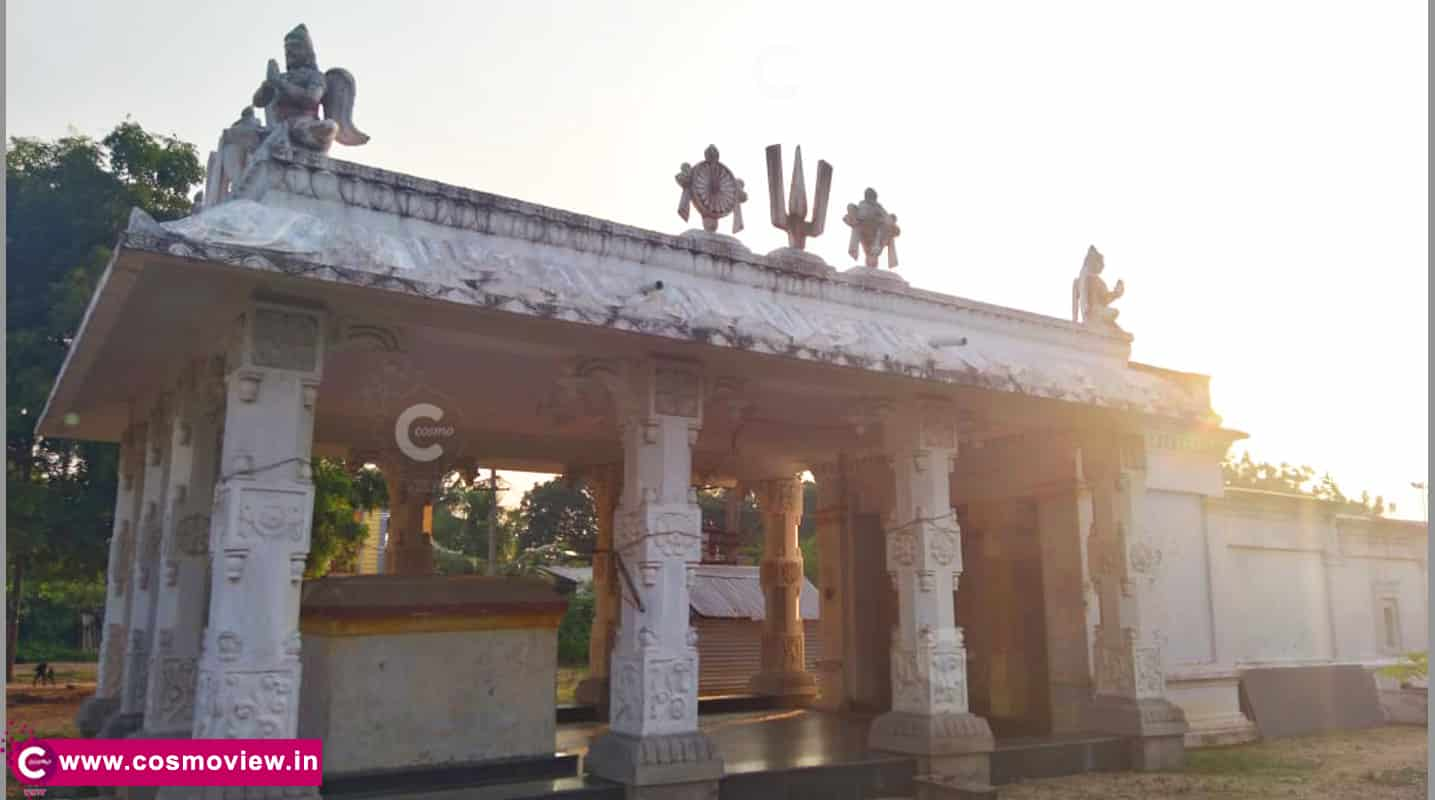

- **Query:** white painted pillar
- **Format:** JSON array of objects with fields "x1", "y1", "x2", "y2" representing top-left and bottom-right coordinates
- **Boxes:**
[
  {"x1": 75, "y1": 426, "x2": 146, "y2": 737},
  {"x1": 585, "y1": 358, "x2": 722, "y2": 791},
  {"x1": 869, "y1": 397, "x2": 994, "y2": 783},
  {"x1": 140, "y1": 358, "x2": 225, "y2": 737},
  {"x1": 751, "y1": 475, "x2": 817, "y2": 701},
  {"x1": 106, "y1": 400, "x2": 175, "y2": 738},
  {"x1": 576, "y1": 464, "x2": 622, "y2": 708},
  {"x1": 1082, "y1": 432, "x2": 1188, "y2": 769},
  {"x1": 163, "y1": 301, "x2": 324, "y2": 800}
]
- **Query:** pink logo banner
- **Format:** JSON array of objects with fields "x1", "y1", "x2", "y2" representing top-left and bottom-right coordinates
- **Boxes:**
[{"x1": 8, "y1": 739, "x2": 323, "y2": 787}]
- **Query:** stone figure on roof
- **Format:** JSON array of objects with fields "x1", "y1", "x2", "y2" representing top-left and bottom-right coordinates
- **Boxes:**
[
  {"x1": 202, "y1": 107, "x2": 267, "y2": 207},
  {"x1": 843, "y1": 188, "x2": 901, "y2": 269},
  {"x1": 251, "y1": 24, "x2": 369, "y2": 154},
  {"x1": 1072, "y1": 245, "x2": 1125, "y2": 330},
  {"x1": 675, "y1": 145, "x2": 746, "y2": 234}
]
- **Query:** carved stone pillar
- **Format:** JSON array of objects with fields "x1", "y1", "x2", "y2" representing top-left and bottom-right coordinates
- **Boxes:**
[
  {"x1": 1082, "y1": 433, "x2": 1188, "y2": 769},
  {"x1": 103, "y1": 400, "x2": 175, "y2": 739},
  {"x1": 585, "y1": 358, "x2": 723, "y2": 794},
  {"x1": 750, "y1": 475, "x2": 817, "y2": 703},
  {"x1": 162, "y1": 301, "x2": 325, "y2": 800},
  {"x1": 381, "y1": 466, "x2": 436, "y2": 576},
  {"x1": 869, "y1": 397, "x2": 994, "y2": 784},
  {"x1": 810, "y1": 461, "x2": 848, "y2": 711},
  {"x1": 576, "y1": 463, "x2": 622, "y2": 709},
  {"x1": 76, "y1": 426, "x2": 146, "y2": 737},
  {"x1": 139, "y1": 359, "x2": 225, "y2": 738}
]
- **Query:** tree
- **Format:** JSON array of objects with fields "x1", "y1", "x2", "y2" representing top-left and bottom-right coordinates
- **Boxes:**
[
  {"x1": 432, "y1": 470, "x2": 518, "y2": 573},
  {"x1": 1222, "y1": 452, "x2": 1394, "y2": 516},
  {"x1": 6, "y1": 121, "x2": 202, "y2": 680},
  {"x1": 516, "y1": 477, "x2": 597, "y2": 555},
  {"x1": 305, "y1": 459, "x2": 367, "y2": 577}
]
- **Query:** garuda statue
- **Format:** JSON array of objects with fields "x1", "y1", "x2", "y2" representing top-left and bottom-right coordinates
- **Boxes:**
[{"x1": 251, "y1": 24, "x2": 369, "y2": 153}]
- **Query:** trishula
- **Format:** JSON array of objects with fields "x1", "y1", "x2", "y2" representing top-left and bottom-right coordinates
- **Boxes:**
[{"x1": 766, "y1": 144, "x2": 833, "y2": 251}]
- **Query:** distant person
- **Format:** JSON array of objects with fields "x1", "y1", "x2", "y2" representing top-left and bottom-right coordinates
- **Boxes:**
[{"x1": 31, "y1": 662, "x2": 56, "y2": 687}]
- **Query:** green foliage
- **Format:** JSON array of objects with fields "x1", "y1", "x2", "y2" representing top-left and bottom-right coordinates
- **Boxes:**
[
  {"x1": 1222, "y1": 452, "x2": 1394, "y2": 516},
  {"x1": 432, "y1": 470, "x2": 520, "y2": 570},
  {"x1": 6, "y1": 121, "x2": 203, "y2": 676},
  {"x1": 557, "y1": 589, "x2": 594, "y2": 666},
  {"x1": 1379, "y1": 651, "x2": 1428, "y2": 685},
  {"x1": 517, "y1": 477, "x2": 597, "y2": 555},
  {"x1": 15, "y1": 642, "x2": 98, "y2": 664},
  {"x1": 304, "y1": 459, "x2": 367, "y2": 578}
]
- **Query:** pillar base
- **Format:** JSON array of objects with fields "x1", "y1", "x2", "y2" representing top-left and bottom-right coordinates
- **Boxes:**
[
  {"x1": 869, "y1": 711, "x2": 995, "y2": 785},
  {"x1": 749, "y1": 671, "x2": 819, "y2": 706},
  {"x1": 98, "y1": 711, "x2": 145, "y2": 740},
  {"x1": 76, "y1": 695, "x2": 122, "y2": 738},
  {"x1": 586, "y1": 729, "x2": 723, "y2": 791},
  {"x1": 575, "y1": 676, "x2": 609, "y2": 708},
  {"x1": 1085, "y1": 694, "x2": 1189, "y2": 770}
]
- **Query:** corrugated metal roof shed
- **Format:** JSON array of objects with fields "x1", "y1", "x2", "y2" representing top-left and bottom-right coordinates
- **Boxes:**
[{"x1": 689, "y1": 565, "x2": 820, "y2": 621}]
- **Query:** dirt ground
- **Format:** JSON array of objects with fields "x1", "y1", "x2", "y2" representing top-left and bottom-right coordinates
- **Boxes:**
[
  {"x1": 1003, "y1": 725, "x2": 1428, "y2": 800},
  {"x1": 5, "y1": 662, "x2": 96, "y2": 740}
]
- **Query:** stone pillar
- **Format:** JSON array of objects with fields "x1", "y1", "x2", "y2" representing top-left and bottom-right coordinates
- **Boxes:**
[
  {"x1": 869, "y1": 397, "x2": 994, "y2": 785},
  {"x1": 1035, "y1": 481, "x2": 1095, "y2": 735},
  {"x1": 585, "y1": 358, "x2": 722, "y2": 795},
  {"x1": 750, "y1": 475, "x2": 817, "y2": 703},
  {"x1": 1082, "y1": 432, "x2": 1188, "y2": 770},
  {"x1": 76, "y1": 426, "x2": 146, "y2": 737},
  {"x1": 103, "y1": 401, "x2": 175, "y2": 739},
  {"x1": 811, "y1": 461, "x2": 849, "y2": 711},
  {"x1": 161, "y1": 301, "x2": 325, "y2": 800},
  {"x1": 576, "y1": 464, "x2": 622, "y2": 708},
  {"x1": 139, "y1": 358, "x2": 225, "y2": 738},
  {"x1": 381, "y1": 466, "x2": 435, "y2": 576}
]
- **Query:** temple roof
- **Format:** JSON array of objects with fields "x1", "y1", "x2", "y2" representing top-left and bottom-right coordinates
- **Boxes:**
[{"x1": 38, "y1": 145, "x2": 1228, "y2": 441}]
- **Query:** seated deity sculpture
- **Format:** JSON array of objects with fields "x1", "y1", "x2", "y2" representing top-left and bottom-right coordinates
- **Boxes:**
[
  {"x1": 250, "y1": 24, "x2": 369, "y2": 154},
  {"x1": 1072, "y1": 245, "x2": 1125, "y2": 330}
]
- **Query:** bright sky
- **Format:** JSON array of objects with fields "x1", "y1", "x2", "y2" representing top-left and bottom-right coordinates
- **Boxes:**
[{"x1": 7, "y1": 1, "x2": 1427, "y2": 517}]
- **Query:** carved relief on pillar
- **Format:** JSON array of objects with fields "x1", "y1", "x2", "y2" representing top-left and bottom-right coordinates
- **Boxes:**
[
  {"x1": 138, "y1": 503, "x2": 162, "y2": 591},
  {"x1": 610, "y1": 652, "x2": 699, "y2": 736},
  {"x1": 891, "y1": 632, "x2": 968, "y2": 715},
  {"x1": 615, "y1": 504, "x2": 702, "y2": 562},
  {"x1": 193, "y1": 668, "x2": 298, "y2": 739},
  {"x1": 100, "y1": 623, "x2": 127, "y2": 694},
  {"x1": 231, "y1": 488, "x2": 312, "y2": 546},
  {"x1": 173, "y1": 514, "x2": 212, "y2": 557},
  {"x1": 125, "y1": 629, "x2": 152, "y2": 708},
  {"x1": 759, "y1": 558, "x2": 803, "y2": 588},
  {"x1": 1134, "y1": 642, "x2": 1166, "y2": 698},
  {"x1": 918, "y1": 399, "x2": 958, "y2": 451},
  {"x1": 114, "y1": 521, "x2": 135, "y2": 596},
  {"x1": 156, "y1": 657, "x2": 200, "y2": 727},
  {"x1": 250, "y1": 308, "x2": 320, "y2": 372},
  {"x1": 761, "y1": 632, "x2": 806, "y2": 674},
  {"x1": 1093, "y1": 626, "x2": 1137, "y2": 697},
  {"x1": 654, "y1": 367, "x2": 701, "y2": 418}
]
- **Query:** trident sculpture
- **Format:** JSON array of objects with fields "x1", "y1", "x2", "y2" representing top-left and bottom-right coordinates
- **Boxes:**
[{"x1": 766, "y1": 144, "x2": 833, "y2": 250}]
